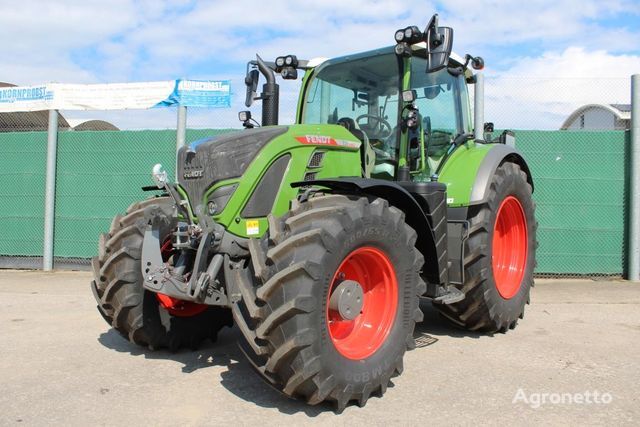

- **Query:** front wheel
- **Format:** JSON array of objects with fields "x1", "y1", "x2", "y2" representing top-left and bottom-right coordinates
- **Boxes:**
[
  {"x1": 233, "y1": 195, "x2": 425, "y2": 411},
  {"x1": 90, "y1": 197, "x2": 232, "y2": 350},
  {"x1": 434, "y1": 162, "x2": 537, "y2": 332}
]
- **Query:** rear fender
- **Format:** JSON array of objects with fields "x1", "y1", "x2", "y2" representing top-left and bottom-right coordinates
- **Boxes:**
[
  {"x1": 469, "y1": 145, "x2": 534, "y2": 205},
  {"x1": 438, "y1": 143, "x2": 534, "y2": 206}
]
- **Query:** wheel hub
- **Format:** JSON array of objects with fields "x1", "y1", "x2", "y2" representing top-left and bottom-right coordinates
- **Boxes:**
[
  {"x1": 326, "y1": 246, "x2": 398, "y2": 360},
  {"x1": 328, "y1": 280, "x2": 364, "y2": 321}
]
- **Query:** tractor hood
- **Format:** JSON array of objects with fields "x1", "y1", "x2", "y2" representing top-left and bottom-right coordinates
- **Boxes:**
[{"x1": 177, "y1": 127, "x2": 288, "y2": 207}]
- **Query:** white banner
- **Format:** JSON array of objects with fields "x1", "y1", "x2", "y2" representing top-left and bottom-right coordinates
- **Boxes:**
[{"x1": 0, "y1": 80, "x2": 231, "y2": 113}]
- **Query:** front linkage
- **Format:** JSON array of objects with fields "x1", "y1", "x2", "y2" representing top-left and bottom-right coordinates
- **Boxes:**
[{"x1": 140, "y1": 169, "x2": 248, "y2": 308}]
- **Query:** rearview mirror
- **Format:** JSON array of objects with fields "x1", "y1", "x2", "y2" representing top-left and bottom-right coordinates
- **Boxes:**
[
  {"x1": 423, "y1": 85, "x2": 442, "y2": 99},
  {"x1": 244, "y1": 69, "x2": 259, "y2": 107},
  {"x1": 426, "y1": 26, "x2": 453, "y2": 73}
]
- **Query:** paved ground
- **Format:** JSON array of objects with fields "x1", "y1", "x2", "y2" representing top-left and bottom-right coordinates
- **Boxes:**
[{"x1": 0, "y1": 271, "x2": 638, "y2": 426}]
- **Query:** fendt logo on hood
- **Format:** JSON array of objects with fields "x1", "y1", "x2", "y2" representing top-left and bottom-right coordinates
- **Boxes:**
[
  {"x1": 295, "y1": 135, "x2": 360, "y2": 150},
  {"x1": 183, "y1": 169, "x2": 204, "y2": 179},
  {"x1": 183, "y1": 151, "x2": 204, "y2": 180}
]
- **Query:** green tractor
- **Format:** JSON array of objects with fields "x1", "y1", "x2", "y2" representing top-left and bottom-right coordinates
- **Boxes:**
[{"x1": 91, "y1": 15, "x2": 536, "y2": 411}]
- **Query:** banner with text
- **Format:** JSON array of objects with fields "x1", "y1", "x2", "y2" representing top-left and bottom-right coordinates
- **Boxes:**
[{"x1": 0, "y1": 80, "x2": 231, "y2": 112}]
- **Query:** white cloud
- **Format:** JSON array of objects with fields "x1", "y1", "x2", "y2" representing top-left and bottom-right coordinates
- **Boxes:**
[
  {"x1": 2, "y1": 0, "x2": 639, "y2": 131},
  {"x1": 439, "y1": 0, "x2": 640, "y2": 50},
  {"x1": 3, "y1": 0, "x2": 639, "y2": 84},
  {"x1": 484, "y1": 47, "x2": 637, "y2": 129},
  {"x1": 0, "y1": 0, "x2": 138, "y2": 83}
]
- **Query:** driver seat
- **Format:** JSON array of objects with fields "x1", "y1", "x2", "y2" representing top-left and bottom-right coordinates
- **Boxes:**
[{"x1": 337, "y1": 117, "x2": 376, "y2": 177}]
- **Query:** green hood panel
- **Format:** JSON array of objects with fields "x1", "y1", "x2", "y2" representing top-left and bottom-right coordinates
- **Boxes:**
[{"x1": 189, "y1": 124, "x2": 362, "y2": 238}]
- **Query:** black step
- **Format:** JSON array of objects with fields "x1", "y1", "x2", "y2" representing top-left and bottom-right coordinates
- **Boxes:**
[{"x1": 431, "y1": 286, "x2": 465, "y2": 305}]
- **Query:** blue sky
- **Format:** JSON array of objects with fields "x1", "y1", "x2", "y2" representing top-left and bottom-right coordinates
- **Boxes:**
[{"x1": 1, "y1": 0, "x2": 639, "y2": 129}]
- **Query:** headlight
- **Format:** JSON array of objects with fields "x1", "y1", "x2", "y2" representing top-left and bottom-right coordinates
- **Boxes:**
[
  {"x1": 238, "y1": 110, "x2": 251, "y2": 122},
  {"x1": 206, "y1": 184, "x2": 238, "y2": 216},
  {"x1": 152, "y1": 163, "x2": 168, "y2": 189},
  {"x1": 394, "y1": 42, "x2": 411, "y2": 57},
  {"x1": 284, "y1": 55, "x2": 298, "y2": 67}
]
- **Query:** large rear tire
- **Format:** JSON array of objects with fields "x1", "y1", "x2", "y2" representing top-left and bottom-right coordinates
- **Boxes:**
[
  {"x1": 434, "y1": 162, "x2": 536, "y2": 332},
  {"x1": 233, "y1": 195, "x2": 425, "y2": 411},
  {"x1": 90, "y1": 197, "x2": 232, "y2": 350}
]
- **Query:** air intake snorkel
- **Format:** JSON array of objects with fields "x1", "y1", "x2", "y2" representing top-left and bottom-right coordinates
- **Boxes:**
[{"x1": 244, "y1": 55, "x2": 280, "y2": 126}]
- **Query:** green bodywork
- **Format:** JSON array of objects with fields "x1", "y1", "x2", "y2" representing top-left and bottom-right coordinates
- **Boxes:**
[
  {"x1": 175, "y1": 46, "x2": 518, "y2": 239},
  {"x1": 436, "y1": 141, "x2": 495, "y2": 207},
  {"x1": 181, "y1": 124, "x2": 361, "y2": 238}
]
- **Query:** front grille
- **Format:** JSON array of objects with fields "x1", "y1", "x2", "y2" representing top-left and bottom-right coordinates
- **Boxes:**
[
  {"x1": 298, "y1": 171, "x2": 318, "y2": 192},
  {"x1": 177, "y1": 127, "x2": 288, "y2": 208},
  {"x1": 307, "y1": 151, "x2": 325, "y2": 168}
]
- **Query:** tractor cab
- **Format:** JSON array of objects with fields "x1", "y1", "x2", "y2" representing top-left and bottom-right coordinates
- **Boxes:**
[
  {"x1": 242, "y1": 14, "x2": 483, "y2": 183},
  {"x1": 297, "y1": 46, "x2": 474, "y2": 180}
]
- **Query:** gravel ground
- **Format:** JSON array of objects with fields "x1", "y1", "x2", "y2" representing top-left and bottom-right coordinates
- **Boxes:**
[{"x1": 0, "y1": 270, "x2": 638, "y2": 426}]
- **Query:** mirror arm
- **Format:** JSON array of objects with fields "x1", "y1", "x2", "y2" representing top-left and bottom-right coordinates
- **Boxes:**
[{"x1": 424, "y1": 14, "x2": 443, "y2": 45}]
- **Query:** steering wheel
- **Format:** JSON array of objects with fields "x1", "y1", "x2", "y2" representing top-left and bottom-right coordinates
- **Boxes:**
[{"x1": 355, "y1": 114, "x2": 392, "y2": 138}]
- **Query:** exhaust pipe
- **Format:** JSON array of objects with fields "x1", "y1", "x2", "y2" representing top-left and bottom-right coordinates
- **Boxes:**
[
  {"x1": 256, "y1": 54, "x2": 279, "y2": 126},
  {"x1": 474, "y1": 72, "x2": 484, "y2": 141}
]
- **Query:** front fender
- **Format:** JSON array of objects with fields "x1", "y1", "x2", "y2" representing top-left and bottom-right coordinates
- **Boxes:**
[{"x1": 292, "y1": 177, "x2": 445, "y2": 286}]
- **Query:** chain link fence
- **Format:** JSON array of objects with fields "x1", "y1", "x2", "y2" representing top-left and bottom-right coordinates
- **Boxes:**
[
  {"x1": 483, "y1": 77, "x2": 632, "y2": 278},
  {"x1": 0, "y1": 131, "x2": 47, "y2": 268},
  {"x1": 0, "y1": 76, "x2": 636, "y2": 278}
]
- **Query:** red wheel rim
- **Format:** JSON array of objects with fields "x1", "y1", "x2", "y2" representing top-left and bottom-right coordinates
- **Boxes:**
[
  {"x1": 155, "y1": 239, "x2": 208, "y2": 317},
  {"x1": 492, "y1": 196, "x2": 528, "y2": 299},
  {"x1": 326, "y1": 246, "x2": 398, "y2": 360}
]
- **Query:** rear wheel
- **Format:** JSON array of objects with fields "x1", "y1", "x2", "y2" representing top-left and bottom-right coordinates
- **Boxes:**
[
  {"x1": 434, "y1": 162, "x2": 536, "y2": 332},
  {"x1": 233, "y1": 195, "x2": 425, "y2": 411},
  {"x1": 90, "y1": 197, "x2": 232, "y2": 350}
]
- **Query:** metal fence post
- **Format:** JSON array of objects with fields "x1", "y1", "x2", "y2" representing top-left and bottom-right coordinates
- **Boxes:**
[
  {"x1": 176, "y1": 105, "x2": 187, "y2": 179},
  {"x1": 43, "y1": 109, "x2": 58, "y2": 271},
  {"x1": 629, "y1": 74, "x2": 640, "y2": 281},
  {"x1": 474, "y1": 72, "x2": 484, "y2": 141}
]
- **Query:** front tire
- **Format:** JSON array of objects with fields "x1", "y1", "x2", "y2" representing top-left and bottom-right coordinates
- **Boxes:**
[
  {"x1": 234, "y1": 195, "x2": 425, "y2": 411},
  {"x1": 90, "y1": 197, "x2": 232, "y2": 351}
]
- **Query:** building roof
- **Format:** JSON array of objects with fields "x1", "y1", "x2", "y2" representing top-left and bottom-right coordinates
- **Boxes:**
[
  {"x1": 65, "y1": 119, "x2": 119, "y2": 131},
  {"x1": 610, "y1": 104, "x2": 631, "y2": 113},
  {"x1": 560, "y1": 103, "x2": 631, "y2": 130}
]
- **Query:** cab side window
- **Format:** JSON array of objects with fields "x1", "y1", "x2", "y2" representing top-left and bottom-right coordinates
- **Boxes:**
[{"x1": 410, "y1": 58, "x2": 466, "y2": 159}]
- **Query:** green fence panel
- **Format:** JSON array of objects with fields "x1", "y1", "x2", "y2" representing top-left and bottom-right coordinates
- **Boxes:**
[
  {"x1": 53, "y1": 129, "x2": 235, "y2": 259},
  {"x1": 0, "y1": 128, "x2": 629, "y2": 276},
  {"x1": 0, "y1": 132, "x2": 47, "y2": 256},
  {"x1": 515, "y1": 130, "x2": 627, "y2": 275}
]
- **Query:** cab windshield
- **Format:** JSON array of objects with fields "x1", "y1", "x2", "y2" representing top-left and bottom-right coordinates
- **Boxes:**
[
  {"x1": 301, "y1": 49, "x2": 469, "y2": 177},
  {"x1": 301, "y1": 50, "x2": 400, "y2": 151}
]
